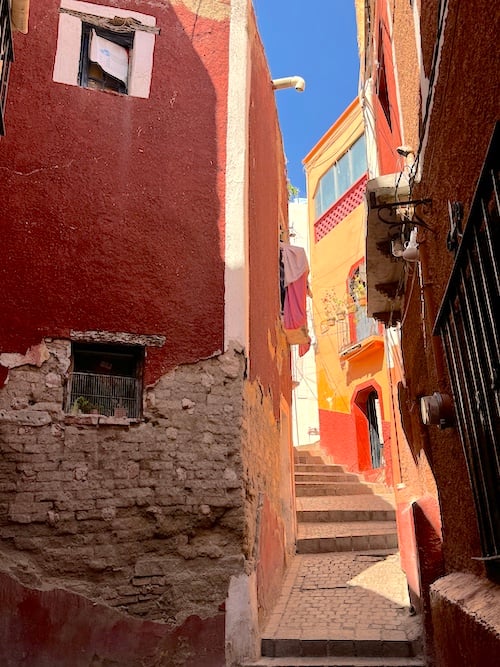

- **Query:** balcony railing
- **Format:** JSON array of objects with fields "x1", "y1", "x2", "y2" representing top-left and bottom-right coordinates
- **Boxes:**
[{"x1": 434, "y1": 123, "x2": 500, "y2": 562}]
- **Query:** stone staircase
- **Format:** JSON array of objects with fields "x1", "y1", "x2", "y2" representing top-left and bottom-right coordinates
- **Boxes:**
[
  {"x1": 243, "y1": 449, "x2": 423, "y2": 667},
  {"x1": 295, "y1": 454, "x2": 398, "y2": 555}
]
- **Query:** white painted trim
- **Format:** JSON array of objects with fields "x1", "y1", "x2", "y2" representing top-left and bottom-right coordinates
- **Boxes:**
[
  {"x1": 360, "y1": 78, "x2": 380, "y2": 178},
  {"x1": 225, "y1": 572, "x2": 259, "y2": 666},
  {"x1": 224, "y1": 0, "x2": 250, "y2": 353},
  {"x1": 53, "y1": 0, "x2": 156, "y2": 99}
]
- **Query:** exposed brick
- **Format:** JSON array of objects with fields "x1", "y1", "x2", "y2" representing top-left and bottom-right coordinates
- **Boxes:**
[{"x1": 0, "y1": 339, "x2": 286, "y2": 628}]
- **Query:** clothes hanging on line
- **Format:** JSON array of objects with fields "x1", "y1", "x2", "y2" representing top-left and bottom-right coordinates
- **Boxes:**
[{"x1": 280, "y1": 242, "x2": 311, "y2": 357}]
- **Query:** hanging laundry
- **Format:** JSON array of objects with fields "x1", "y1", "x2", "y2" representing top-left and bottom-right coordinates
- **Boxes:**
[{"x1": 280, "y1": 242, "x2": 311, "y2": 357}]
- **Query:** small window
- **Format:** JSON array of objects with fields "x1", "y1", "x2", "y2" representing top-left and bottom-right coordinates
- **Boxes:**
[
  {"x1": 66, "y1": 342, "x2": 144, "y2": 419},
  {"x1": 53, "y1": 2, "x2": 158, "y2": 99},
  {"x1": 79, "y1": 24, "x2": 133, "y2": 94},
  {"x1": 376, "y1": 24, "x2": 392, "y2": 129}
]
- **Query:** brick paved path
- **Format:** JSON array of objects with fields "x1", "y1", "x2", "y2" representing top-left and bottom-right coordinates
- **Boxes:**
[{"x1": 243, "y1": 449, "x2": 424, "y2": 666}]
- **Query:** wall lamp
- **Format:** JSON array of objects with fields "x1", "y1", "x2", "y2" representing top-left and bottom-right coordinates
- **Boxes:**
[
  {"x1": 391, "y1": 227, "x2": 419, "y2": 261},
  {"x1": 420, "y1": 392, "x2": 455, "y2": 429},
  {"x1": 272, "y1": 76, "x2": 306, "y2": 93}
]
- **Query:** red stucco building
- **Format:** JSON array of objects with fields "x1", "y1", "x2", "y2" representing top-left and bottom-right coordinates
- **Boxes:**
[
  {"x1": 0, "y1": 2, "x2": 296, "y2": 665},
  {"x1": 357, "y1": 0, "x2": 500, "y2": 664}
]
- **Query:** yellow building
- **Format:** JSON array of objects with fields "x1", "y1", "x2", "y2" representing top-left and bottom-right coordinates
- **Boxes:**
[{"x1": 303, "y1": 99, "x2": 393, "y2": 484}]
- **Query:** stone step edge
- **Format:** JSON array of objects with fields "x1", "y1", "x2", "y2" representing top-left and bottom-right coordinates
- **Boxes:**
[
  {"x1": 297, "y1": 510, "x2": 396, "y2": 523},
  {"x1": 261, "y1": 638, "x2": 421, "y2": 659},
  {"x1": 295, "y1": 487, "x2": 387, "y2": 497},
  {"x1": 297, "y1": 520, "x2": 397, "y2": 532},
  {"x1": 243, "y1": 661, "x2": 424, "y2": 667},
  {"x1": 243, "y1": 657, "x2": 424, "y2": 667}
]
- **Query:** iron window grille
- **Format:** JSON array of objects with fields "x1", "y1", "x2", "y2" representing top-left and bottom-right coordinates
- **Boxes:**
[
  {"x1": 434, "y1": 122, "x2": 500, "y2": 563},
  {"x1": 0, "y1": 0, "x2": 14, "y2": 136},
  {"x1": 65, "y1": 343, "x2": 144, "y2": 419}
]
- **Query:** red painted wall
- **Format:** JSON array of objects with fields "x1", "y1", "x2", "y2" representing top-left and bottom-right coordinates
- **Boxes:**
[
  {"x1": 319, "y1": 383, "x2": 392, "y2": 485},
  {"x1": 373, "y1": 4, "x2": 403, "y2": 174},
  {"x1": 0, "y1": 572, "x2": 225, "y2": 667},
  {"x1": 256, "y1": 496, "x2": 286, "y2": 623},
  {"x1": 247, "y1": 13, "x2": 291, "y2": 419},
  {"x1": 1, "y1": 1, "x2": 230, "y2": 384}
]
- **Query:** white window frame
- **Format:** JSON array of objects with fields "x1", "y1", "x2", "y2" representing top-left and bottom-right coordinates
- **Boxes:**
[{"x1": 53, "y1": 0, "x2": 157, "y2": 99}]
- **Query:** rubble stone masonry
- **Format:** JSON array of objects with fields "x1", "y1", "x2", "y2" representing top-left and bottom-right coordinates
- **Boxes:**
[{"x1": 0, "y1": 339, "x2": 248, "y2": 625}]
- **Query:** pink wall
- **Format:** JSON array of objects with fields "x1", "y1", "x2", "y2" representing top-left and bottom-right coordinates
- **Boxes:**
[{"x1": 1, "y1": 1, "x2": 230, "y2": 384}]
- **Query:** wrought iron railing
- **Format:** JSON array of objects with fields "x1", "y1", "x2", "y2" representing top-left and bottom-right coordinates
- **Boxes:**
[
  {"x1": 434, "y1": 123, "x2": 500, "y2": 561},
  {"x1": 0, "y1": 0, "x2": 14, "y2": 136},
  {"x1": 66, "y1": 372, "x2": 142, "y2": 419}
]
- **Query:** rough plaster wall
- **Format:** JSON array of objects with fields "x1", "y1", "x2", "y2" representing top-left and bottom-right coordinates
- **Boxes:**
[
  {"x1": 241, "y1": 378, "x2": 291, "y2": 627},
  {"x1": 400, "y1": 0, "x2": 498, "y2": 573},
  {"x1": 430, "y1": 573, "x2": 500, "y2": 667},
  {"x1": 0, "y1": 339, "x2": 247, "y2": 624}
]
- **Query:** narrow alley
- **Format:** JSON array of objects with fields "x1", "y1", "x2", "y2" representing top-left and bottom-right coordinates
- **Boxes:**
[
  {"x1": 245, "y1": 447, "x2": 422, "y2": 666},
  {"x1": 0, "y1": 1, "x2": 498, "y2": 666}
]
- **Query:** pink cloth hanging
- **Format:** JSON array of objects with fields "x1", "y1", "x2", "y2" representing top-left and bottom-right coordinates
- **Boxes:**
[{"x1": 283, "y1": 269, "x2": 311, "y2": 357}]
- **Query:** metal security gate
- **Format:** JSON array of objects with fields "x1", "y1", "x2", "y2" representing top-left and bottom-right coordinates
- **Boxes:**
[
  {"x1": 434, "y1": 123, "x2": 500, "y2": 561},
  {"x1": 367, "y1": 391, "x2": 382, "y2": 469}
]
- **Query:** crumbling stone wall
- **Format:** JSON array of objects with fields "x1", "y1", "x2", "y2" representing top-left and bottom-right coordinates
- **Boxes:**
[
  {"x1": 0, "y1": 339, "x2": 247, "y2": 624},
  {"x1": 241, "y1": 378, "x2": 293, "y2": 627}
]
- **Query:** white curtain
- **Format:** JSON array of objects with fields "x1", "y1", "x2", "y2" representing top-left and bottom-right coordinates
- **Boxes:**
[{"x1": 90, "y1": 30, "x2": 128, "y2": 84}]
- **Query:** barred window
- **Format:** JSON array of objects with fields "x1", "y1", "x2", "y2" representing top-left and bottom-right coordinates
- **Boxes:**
[
  {"x1": 66, "y1": 342, "x2": 144, "y2": 419},
  {"x1": 434, "y1": 123, "x2": 500, "y2": 566}
]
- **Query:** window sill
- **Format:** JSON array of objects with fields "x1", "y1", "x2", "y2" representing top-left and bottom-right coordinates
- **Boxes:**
[{"x1": 64, "y1": 414, "x2": 141, "y2": 426}]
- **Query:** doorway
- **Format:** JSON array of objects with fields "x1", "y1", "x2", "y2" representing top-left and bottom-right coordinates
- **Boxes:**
[{"x1": 366, "y1": 390, "x2": 383, "y2": 468}]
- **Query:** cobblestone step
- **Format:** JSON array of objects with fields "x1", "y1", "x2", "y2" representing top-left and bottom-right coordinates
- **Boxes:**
[
  {"x1": 294, "y1": 454, "x2": 325, "y2": 465},
  {"x1": 297, "y1": 507, "x2": 396, "y2": 523},
  {"x1": 295, "y1": 472, "x2": 361, "y2": 484},
  {"x1": 295, "y1": 464, "x2": 347, "y2": 474},
  {"x1": 297, "y1": 495, "x2": 396, "y2": 523},
  {"x1": 295, "y1": 483, "x2": 381, "y2": 497},
  {"x1": 253, "y1": 452, "x2": 422, "y2": 667},
  {"x1": 243, "y1": 656, "x2": 424, "y2": 666},
  {"x1": 297, "y1": 521, "x2": 397, "y2": 553},
  {"x1": 261, "y1": 637, "x2": 421, "y2": 659}
]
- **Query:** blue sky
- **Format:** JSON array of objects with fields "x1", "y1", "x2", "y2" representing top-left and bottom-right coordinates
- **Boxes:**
[{"x1": 252, "y1": 1, "x2": 360, "y2": 198}]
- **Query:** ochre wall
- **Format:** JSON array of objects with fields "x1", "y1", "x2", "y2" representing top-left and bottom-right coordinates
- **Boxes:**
[{"x1": 304, "y1": 101, "x2": 392, "y2": 482}]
